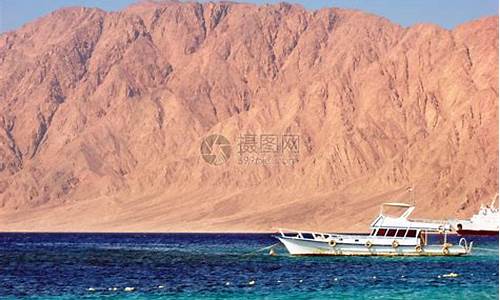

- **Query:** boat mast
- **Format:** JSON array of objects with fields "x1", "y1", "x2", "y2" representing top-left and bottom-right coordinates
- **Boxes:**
[
  {"x1": 490, "y1": 193, "x2": 498, "y2": 208},
  {"x1": 407, "y1": 186, "x2": 415, "y2": 206}
]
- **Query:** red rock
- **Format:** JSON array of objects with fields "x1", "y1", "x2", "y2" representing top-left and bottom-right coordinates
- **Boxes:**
[{"x1": 0, "y1": 2, "x2": 497, "y2": 232}]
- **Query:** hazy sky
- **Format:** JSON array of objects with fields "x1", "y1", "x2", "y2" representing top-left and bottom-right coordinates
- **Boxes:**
[{"x1": 0, "y1": 0, "x2": 498, "y2": 33}]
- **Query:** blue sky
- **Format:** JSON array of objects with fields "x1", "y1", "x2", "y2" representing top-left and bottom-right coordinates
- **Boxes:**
[{"x1": 0, "y1": 0, "x2": 498, "y2": 33}]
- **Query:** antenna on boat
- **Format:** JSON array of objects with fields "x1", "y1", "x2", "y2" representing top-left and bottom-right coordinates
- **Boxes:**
[
  {"x1": 407, "y1": 186, "x2": 415, "y2": 205},
  {"x1": 490, "y1": 193, "x2": 498, "y2": 208}
]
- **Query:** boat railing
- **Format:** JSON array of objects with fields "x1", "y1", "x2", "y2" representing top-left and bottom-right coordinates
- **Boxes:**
[
  {"x1": 279, "y1": 228, "x2": 338, "y2": 239},
  {"x1": 279, "y1": 228, "x2": 424, "y2": 241},
  {"x1": 278, "y1": 228, "x2": 372, "y2": 241},
  {"x1": 459, "y1": 237, "x2": 473, "y2": 253},
  {"x1": 408, "y1": 218, "x2": 449, "y2": 224}
]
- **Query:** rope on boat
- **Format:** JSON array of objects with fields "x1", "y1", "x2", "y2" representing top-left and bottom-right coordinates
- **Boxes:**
[
  {"x1": 243, "y1": 243, "x2": 281, "y2": 256},
  {"x1": 472, "y1": 247, "x2": 498, "y2": 253}
]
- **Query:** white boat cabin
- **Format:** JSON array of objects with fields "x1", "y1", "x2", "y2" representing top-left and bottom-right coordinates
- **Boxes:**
[{"x1": 368, "y1": 202, "x2": 451, "y2": 243}]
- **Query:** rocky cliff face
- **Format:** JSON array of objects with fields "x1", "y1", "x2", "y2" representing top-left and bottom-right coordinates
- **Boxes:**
[{"x1": 0, "y1": 1, "x2": 497, "y2": 232}]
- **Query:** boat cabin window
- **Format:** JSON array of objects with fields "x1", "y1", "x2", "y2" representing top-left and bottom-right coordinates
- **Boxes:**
[
  {"x1": 386, "y1": 229, "x2": 397, "y2": 237},
  {"x1": 374, "y1": 228, "x2": 418, "y2": 238},
  {"x1": 301, "y1": 233, "x2": 314, "y2": 239},
  {"x1": 406, "y1": 230, "x2": 417, "y2": 238},
  {"x1": 396, "y1": 229, "x2": 407, "y2": 237}
]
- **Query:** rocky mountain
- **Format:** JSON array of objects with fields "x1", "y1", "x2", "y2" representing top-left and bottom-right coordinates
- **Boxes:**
[{"x1": 0, "y1": 1, "x2": 497, "y2": 232}]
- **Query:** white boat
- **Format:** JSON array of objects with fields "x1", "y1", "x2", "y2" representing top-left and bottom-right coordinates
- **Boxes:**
[
  {"x1": 276, "y1": 203, "x2": 473, "y2": 256},
  {"x1": 450, "y1": 195, "x2": 499, "y2": 236}
]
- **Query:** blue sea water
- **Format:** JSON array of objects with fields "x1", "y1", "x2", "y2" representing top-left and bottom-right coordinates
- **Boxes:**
[{"x1": 0, "y1": 233, "x2": 497, "y2": 299}]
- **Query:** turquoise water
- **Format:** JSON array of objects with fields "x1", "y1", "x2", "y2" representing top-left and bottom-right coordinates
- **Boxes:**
[{"x1": 0, "y1": 233, "x2": 497, "y2": 299}]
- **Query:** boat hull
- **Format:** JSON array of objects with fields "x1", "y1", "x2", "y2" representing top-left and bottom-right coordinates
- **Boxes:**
[
  {"x1": 456, "y1": 229, "x2": 498, "y2": 236},
  {"x1": 277, "y1": 237, "x2": 469, "y2": 256}
]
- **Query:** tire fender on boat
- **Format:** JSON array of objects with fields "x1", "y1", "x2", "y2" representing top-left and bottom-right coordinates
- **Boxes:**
[
  {"x1": 328, "y1": 240, "x2": 337, "y2": 247},
  {"x1": 365, "y1": 241, "x2": 373, "y2": 248},
  {"x1": 415, "y1": 245, "x2": 423, "y2": 253},
  {"x1": 392, "y1": 240, "x2": 399, "y2": 248},
  {"x1": 442, "y1": 243, "x2": 452, "y2": 255}
]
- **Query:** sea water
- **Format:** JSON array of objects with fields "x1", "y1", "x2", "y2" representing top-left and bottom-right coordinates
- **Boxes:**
[{"x1": 0, "y1": 233, "x2": 497, "y2": 299}]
